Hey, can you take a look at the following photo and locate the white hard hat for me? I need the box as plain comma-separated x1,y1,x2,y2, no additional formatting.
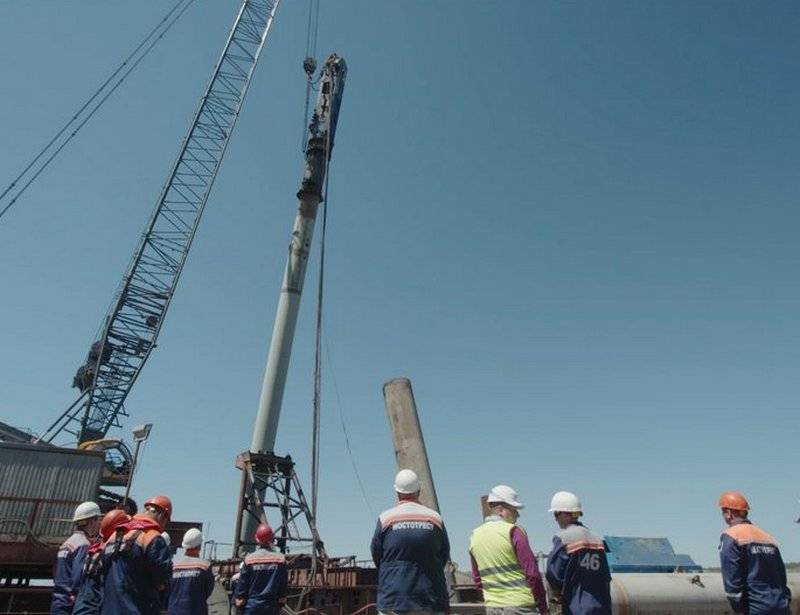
487,485,524,509
73,501,102,522
549,491,583,514
182,528,203,550
161,531,171,546
394,469,421,494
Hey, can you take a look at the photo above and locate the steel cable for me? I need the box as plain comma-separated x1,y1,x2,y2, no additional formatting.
0,0,198,222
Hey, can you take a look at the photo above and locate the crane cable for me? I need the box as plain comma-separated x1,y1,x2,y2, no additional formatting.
300,0,320,150
310,73,330,525
302,7,324,606
0,0,198,223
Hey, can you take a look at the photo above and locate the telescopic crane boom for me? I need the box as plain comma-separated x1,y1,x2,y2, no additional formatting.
40,0,281,445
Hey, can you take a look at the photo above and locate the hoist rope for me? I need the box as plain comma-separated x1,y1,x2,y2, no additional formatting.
325,341,376,517
305,0,320,61
0,0,198,223
310,89,332,522
299,0,320,150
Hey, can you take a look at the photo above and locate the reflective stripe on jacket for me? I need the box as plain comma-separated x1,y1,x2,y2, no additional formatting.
470,518,534,607
719,520,790,615
167,555,214,615
233,548,288,615
370,500,451,612
545,523,611,615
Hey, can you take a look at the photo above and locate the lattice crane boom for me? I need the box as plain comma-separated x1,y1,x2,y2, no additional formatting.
41,0,281,445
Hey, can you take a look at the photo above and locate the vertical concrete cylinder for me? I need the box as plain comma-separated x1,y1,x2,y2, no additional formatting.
382,378,440,512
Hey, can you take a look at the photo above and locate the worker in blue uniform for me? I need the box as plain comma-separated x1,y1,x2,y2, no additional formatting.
371,469,451,615
718,491,791,615
101,495,173,615
233,523,288,615
167,528,214,615
52,501,102,615
73,509,131,615
545,492,611,615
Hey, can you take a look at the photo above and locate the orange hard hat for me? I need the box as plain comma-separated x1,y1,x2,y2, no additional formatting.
144,495,173,521
100,509,130,541
719,491,750,512
255,523,274,546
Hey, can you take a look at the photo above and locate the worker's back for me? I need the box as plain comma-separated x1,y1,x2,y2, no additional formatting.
167,554,214,615
545,523,611,615
720,521,790,615
370,500,450,613
101,518,172,615
234,548,288,615
469,517,533,607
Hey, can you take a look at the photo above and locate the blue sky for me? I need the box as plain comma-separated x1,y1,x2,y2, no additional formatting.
1,1,799,568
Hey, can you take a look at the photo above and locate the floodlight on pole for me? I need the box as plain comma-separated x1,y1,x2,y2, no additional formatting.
123,423,153,510
132,423,153,443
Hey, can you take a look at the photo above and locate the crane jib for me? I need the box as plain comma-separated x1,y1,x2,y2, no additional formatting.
45,0,282,445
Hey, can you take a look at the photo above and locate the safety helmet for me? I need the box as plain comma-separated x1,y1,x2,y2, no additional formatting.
73,501,102,523
182,528,203,550
255,523,274,546
144,495,173,521
487,485,524,509
549,491,583,514
394,469,421,494
100,509,130,540
719,491,750,512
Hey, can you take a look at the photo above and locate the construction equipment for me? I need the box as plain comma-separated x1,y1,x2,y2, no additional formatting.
39,0,281,449
235,53,347,556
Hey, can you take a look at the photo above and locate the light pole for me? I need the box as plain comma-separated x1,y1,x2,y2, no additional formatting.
122,423,153,510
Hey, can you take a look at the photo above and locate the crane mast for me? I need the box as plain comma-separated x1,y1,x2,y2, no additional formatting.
41,0,281,445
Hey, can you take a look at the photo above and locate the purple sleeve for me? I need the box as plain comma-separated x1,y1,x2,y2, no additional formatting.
470,553,482,589
511,527,549,614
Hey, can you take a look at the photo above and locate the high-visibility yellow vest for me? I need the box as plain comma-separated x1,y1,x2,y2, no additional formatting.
469,519,534,607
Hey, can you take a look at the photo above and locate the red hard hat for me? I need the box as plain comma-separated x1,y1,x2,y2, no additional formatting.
144,495,173,521
100,509,130,541
719,491,750,512
255,523,274,546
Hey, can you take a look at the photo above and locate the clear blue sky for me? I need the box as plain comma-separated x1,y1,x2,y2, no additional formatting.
1,1,799,569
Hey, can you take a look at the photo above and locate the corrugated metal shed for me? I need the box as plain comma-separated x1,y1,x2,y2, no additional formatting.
0,441,104,544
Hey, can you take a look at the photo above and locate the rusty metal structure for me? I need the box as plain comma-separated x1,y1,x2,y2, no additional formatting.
0,442,104,582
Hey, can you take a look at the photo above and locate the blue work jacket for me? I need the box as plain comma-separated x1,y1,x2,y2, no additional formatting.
72,542,107,615
370,499,450,613
720,520,791,615
100,519,172,615
233,548,288,615
51,531,91,614
166,554,214,615
545,522,611,615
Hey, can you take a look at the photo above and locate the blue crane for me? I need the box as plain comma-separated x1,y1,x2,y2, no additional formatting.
40,0,282,446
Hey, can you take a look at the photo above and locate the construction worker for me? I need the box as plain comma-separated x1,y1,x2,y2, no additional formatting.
100,495,173,615
469,485,548,615
167,528,214,615
73,509,131,615
51,501,102,614
233,523,288,615
370,469,450,615
718,491,791,615
545,491,611,615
